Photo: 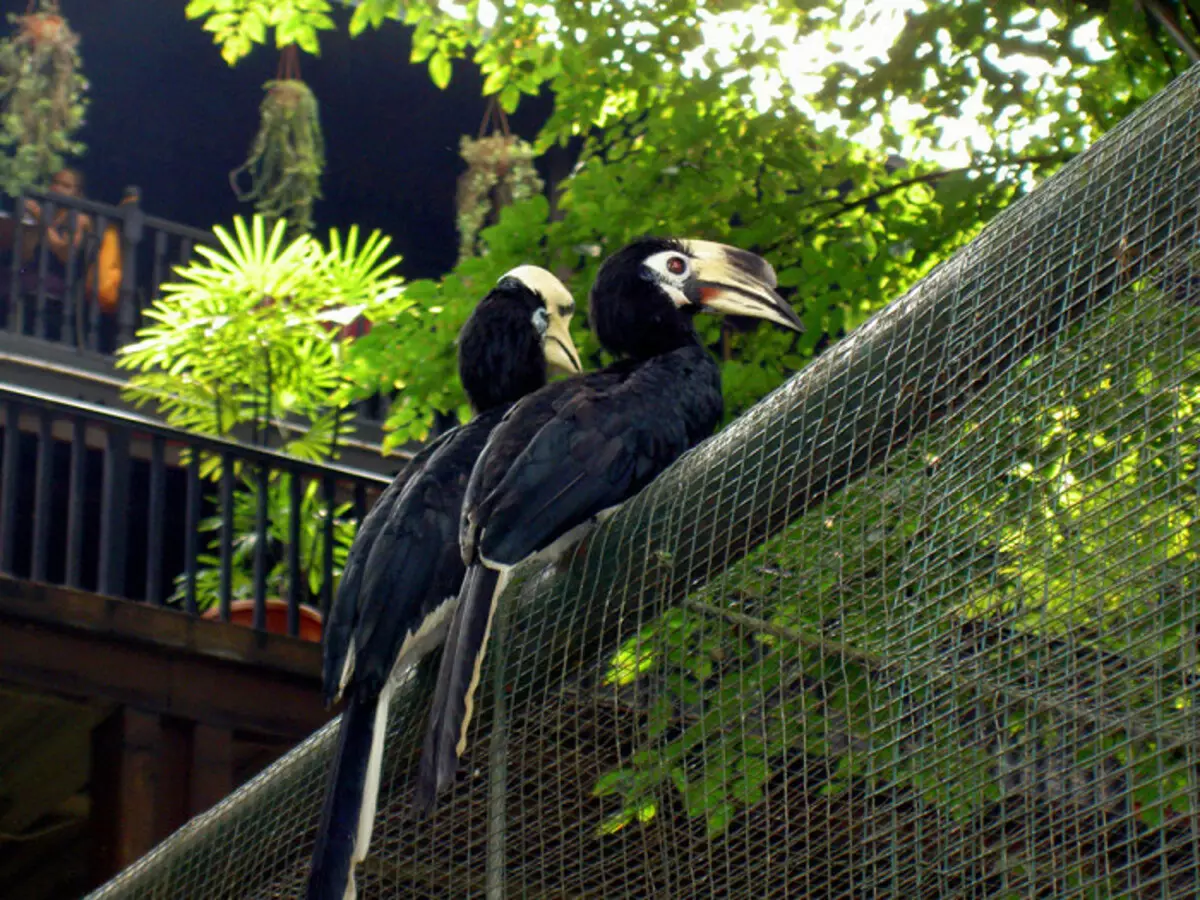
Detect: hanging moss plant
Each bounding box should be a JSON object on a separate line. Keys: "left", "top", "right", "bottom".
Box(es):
{"left": 230, "top": 49, "right": 324, "bottom": 238}
{"left": 456, "top": 132, "right": 543, "bottom": 262}
{"left": 0, "top": 0, "right": 89, "bottom": 196}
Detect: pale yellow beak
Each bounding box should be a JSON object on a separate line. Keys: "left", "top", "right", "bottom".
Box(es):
{"left": 682, "top": 239, "right": 804, "bottom": 332}
{"left": 501, "top": 264, "right": 585, "bottom": 376}
{"left": 543, "top": 312, "right": 583, "bottom": 375}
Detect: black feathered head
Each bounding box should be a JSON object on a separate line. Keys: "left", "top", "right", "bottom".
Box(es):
{"left": 458, "top": 266, "right": 582, "bottom": 412}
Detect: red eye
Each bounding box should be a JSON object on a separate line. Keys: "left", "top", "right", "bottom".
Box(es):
{"left": 666, "top": 255, "right": 687, "bottom": 275}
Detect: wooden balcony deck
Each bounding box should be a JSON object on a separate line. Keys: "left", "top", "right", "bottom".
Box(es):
{"left": 0, "top": 575, "right": 331, "bottom": 899}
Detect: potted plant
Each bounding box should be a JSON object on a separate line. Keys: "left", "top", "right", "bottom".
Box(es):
{"left": 118, "top": 215, "right": 414, "bottom": 637}
{"left": 187, "top": 473, "right": 356, "bottom": 642}
{"left": 230, "top": 45, "right": 324, "bottom": 238}
{"left": 455, "top": 102, "right": 543, "bottom": 263}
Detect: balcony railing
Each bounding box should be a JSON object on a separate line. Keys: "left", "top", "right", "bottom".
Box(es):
{"left": 1, "top": 187, "right": 212, "bottom": 354}
{"left": 0, "top": 380, "right": 391, "bottom": 639}
{"left": 0, "top": 188, "right": 396, "bottom": 428}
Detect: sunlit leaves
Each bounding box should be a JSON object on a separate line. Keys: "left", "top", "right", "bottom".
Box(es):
{"left": 593, "top": 264, "right": 1200, "bottom": 842}
{"left": 184, "top": 0, "right": 336, "bottom": 65}
{"left": 810, "top": 0, "right": 1188, "bottom": 164}
{"left": 117, "top": 214, "right": 407, "bottom": 458}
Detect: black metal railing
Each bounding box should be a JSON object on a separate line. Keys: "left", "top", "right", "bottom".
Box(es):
{"left": 0, "top": 188, "right": 397, "bottom": 429}
{"left": 0, "top": 381, "right": 391, "bottom": 640}
{"left": 1, "top": 187, "right": 214, "bottom": 354}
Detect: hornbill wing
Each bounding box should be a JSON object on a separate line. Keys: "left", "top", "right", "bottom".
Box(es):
{"left": 459, "top": 369, "right": 628, "bottom": 563}
{"left": 306, "top": 415, "right": 501, "bottom": 900}
{"left": 476, "top": 348, "right": 722, "bottom": 566}
{"left": 322, "top": 428, "right": 456, "bottom": 706}
{"left": 352, "top": 407, "right": 508, "bottom": 693}
{"left": 414, "top": 352, "right": 722, "bottom": 811}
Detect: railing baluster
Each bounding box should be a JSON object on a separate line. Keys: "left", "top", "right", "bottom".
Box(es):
{"left": 218, "top": 452, "right": 234, "bottom": 622}
{"left": 322, "top": 474, "right": 336, "bottom": 618}
{"left": 7, "top": 202, "right": 22, "bottom": 334}
{"left": 33, "top": 200, "right": 54, "bottom": 340}
{"left": 287, "top": 470, "right": 302, "bottom": 638}
{"left": 98, "top": 427, "right": 130, "bottom": 596}
{"left": 65, "top": 417, "right": 86, "bottom": 588}
{"left": 252, "top": 463, "right": 269, "bottom": 631}
{"left": 30, "top": 411, "right": 53, "bottom": 581}
{"left": 354, "top": 482, "right": 367, "bottom": 524}
{"left": 61, "top": 209, "right": 80, "bottom": 348}
{"left": 150, "top": 230, "right": 168, "bottom": 304}
{"left": 0, "top": 401, "right": 19, "bottom": 572}
{"left": 184, "top": 451, "right": 201, "bottom": 615}
{"left": 145, "top": 436, "right": 166, "bottom": 604}
{"left": 116, "top": 194, "right": 143, "bottom": 347}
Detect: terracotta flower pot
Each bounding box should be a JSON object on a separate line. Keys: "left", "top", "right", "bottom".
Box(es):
{"left": 202, "top": 598, "right": 323, "bottom": 643}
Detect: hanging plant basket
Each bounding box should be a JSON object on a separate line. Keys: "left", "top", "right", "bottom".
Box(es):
{"left": 0, "top": 0, "right": 88, "bottom": 196}
{"left": 230, "top": 45, "right": 324, "bottom": 237}
{"left": 455, "top": 100, "right": 543, "bottom": 262}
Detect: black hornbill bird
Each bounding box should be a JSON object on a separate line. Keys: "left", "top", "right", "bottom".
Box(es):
{"left": 413, "top": 237, "right": 804, "bottom": 814}
{"left": 307, "top": 266, "right": 582, "bottom": 900}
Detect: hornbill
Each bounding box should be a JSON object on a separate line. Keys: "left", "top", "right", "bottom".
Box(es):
{"left": 413, "top": 237, "right": 804, "bottom": 814}
{"left": 307, "top": 266, "right": 582, "bottom": 900}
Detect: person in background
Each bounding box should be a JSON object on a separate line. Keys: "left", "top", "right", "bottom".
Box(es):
{"left": 0, "top": 167, "right": 94, "bottom": 340}
{"left": 21, "top": 167, "right": 93, "bottom": 274}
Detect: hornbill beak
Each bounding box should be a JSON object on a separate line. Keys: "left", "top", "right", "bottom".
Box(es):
{"left": 683, "top": 239, "right": 805, "bottom": 332}
{"left": 543, "top": 313, "right": 583, "bottom": 375}
{"left": 502, "top": 263, "right": 584, "bottom": 376}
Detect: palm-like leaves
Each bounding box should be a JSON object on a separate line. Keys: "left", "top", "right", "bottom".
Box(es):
{"left": 118, "top": 214, "right": 409, "bottom": 460}
{"left": 119, "top": 214, "right": 413, "bottom": 611}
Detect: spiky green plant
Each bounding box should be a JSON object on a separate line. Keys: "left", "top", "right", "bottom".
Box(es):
{"left": 119, "top": 214, "right": 411, "bottom": 614}
{"left": 117, "top": 214, "right": 407, "bottom": 463}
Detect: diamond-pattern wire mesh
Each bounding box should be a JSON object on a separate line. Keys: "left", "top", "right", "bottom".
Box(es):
{"left": 90, "top": 65, "right": 1200, "bottom": 899}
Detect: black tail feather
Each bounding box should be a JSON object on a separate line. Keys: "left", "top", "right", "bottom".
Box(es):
{"left": 306, "top": 690, "right": 378, "bottom": 900}
{"left": 412, "top": 564, "right": 502, "bottom": 816}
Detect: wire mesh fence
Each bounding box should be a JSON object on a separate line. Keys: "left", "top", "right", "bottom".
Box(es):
{"left": 89, "top": 64, "right": 1200, "bottom": 899}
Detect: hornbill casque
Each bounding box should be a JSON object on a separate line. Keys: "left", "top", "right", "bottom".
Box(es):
{"left": 307, "top": 266, "right": 583, "bottom": 900}
{"left": 412, "top": 237, "right": 804, "bottom": 815}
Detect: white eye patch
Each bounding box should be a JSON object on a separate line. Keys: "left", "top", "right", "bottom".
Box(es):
{"left": 531, "top": 306, "right": 549, "bottom": 336}
{"left": 642, "top": 250, "right": 692, "bottom": 282}
{"left": 641, "top": 250, "right": 694, "bottom": 307}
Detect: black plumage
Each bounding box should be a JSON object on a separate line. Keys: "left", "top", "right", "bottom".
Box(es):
{"left": 414, "top": 237, "right": 804, "bottom": 814}
{"left": 307, "top": 267, "right": 580, "bottom": 900}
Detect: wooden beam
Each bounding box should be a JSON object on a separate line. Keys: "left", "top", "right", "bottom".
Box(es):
{"left": 190, "top": 723, "right": 234, "bottom": 818}
{"left": 157, "top": 718, "right": 192, "bottom": 837}
{"left": 0, "top": 578, "right": 330, "bottom": 739}
{"left": 90, "top": 708, "right": 162, "bottom": 882}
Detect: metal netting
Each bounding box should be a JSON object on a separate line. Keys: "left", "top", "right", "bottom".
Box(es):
{"left": 90, "top": 65, "right": 1200, "bottom": 899}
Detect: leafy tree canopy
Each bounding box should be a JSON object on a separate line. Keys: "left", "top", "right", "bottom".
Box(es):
{"left": 182, "top": 0, "right": 1190, "bottom": 452}
{"left": 175, "top": 1, "right": 1198, "bottom": 855}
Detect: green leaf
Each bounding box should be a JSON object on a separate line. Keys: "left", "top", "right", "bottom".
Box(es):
{"left": 184, "top": 0, "right": 218, "bottom": 20}
{"left": 499, "top": 83, "right": 521, "bottom": 113}
{"left": 429, "top": 52, "right": 452, "bottom": 89}
{"left": 482, "top": 67, "right": 510, "bottom": 97}
{"left": 592, "top": 768, "right": 635, "bottom": 797}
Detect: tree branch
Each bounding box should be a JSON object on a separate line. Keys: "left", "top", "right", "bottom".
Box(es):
{"left": 806, "top": 153, "right": 1076, "bottom": 230}
{"left": 1141, "top": 0, "right": 1200, "bottom": 64}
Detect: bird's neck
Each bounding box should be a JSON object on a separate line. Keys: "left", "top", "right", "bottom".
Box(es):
{"left": 459, "top": 301, "right": 547, "bottom": 412}
{"left": 606, "top": 312, "right": 702, "bottom": 361}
